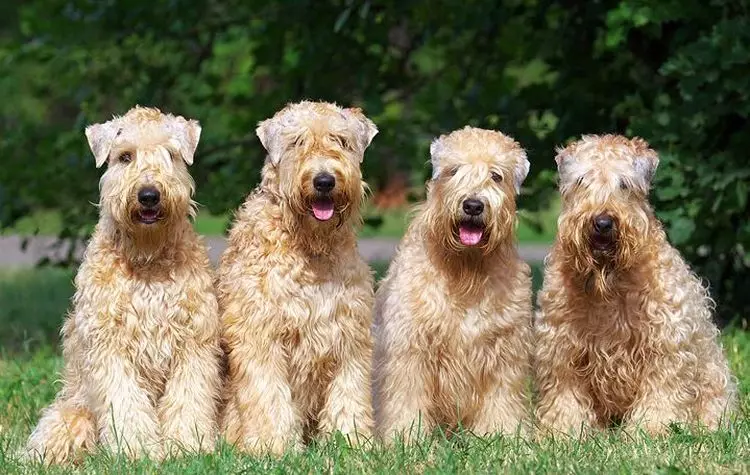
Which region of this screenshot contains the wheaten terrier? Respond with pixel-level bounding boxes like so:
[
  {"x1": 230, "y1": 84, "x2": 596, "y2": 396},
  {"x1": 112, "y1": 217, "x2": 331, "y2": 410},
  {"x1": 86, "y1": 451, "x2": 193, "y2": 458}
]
[
  {"x1": 373, "y1": 127, "x2": 533, "y2": 442},
  {"x1": 535, "y1": 134, "x2": 737, "y2": 436},
  {"x1": 217, "y1": 101, "x2": 378, "y2": 454},
  {"x1": 26, "y1": 107, "x2": 223, "y2": 464}
]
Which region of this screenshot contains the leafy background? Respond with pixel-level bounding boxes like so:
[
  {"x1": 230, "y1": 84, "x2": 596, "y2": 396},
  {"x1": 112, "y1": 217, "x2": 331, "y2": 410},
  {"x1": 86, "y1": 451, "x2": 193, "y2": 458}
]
[{"x1": 0, "y1": 0, "x2": 748, "y2": 324}]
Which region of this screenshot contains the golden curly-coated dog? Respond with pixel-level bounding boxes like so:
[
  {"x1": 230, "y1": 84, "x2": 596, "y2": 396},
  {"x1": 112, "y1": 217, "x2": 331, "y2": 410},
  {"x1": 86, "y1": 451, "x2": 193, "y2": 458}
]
[
  {"x1": 217, "y1": 101, "x2": 378, "y2": 454},
  {"x1": 25, "y1": 107, "x2": 222, "y2": 464},
  {"x1": 535, "y1": 134, "x2": 737, "y2": 436},
  {"x1": 373, "y1": 127, "x2": 533, "y2": 442}
]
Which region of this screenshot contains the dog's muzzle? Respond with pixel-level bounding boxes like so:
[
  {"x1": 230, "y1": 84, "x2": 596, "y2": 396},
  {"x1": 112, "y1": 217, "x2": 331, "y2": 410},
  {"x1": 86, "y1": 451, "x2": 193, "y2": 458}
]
[
  {"x1": 458, "y1": 199, "x2": 486, "y2": 246},
  {"x1": 590, "y1": 213, "x2": 616, "y2": 251},
  {"x1": 135, "y1": 186, "x2": 163, "y2": 225},
  {"x1": 310, "y1": 172, "x2": 336, "y2": 221}
]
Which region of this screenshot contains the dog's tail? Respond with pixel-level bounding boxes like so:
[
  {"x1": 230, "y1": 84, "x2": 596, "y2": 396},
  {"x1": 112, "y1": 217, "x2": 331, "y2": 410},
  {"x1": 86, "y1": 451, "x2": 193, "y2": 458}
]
[{"x1": 25, "y1": 398, "x2": 97, "y2": 465}]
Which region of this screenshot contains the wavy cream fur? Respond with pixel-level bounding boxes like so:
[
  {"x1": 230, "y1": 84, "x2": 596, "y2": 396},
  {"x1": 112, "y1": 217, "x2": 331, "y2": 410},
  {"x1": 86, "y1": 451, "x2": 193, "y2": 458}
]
[
  {"x1": 218, "y1": 101, "x2": 377, "y2": 455},
  {"x1": 374, "y1": 127, "x2": 533, "y2": 442},
  {"x1": 25, "y1": 107, "x2": 222, "y2": 464},
  {"x1": 535, "y1": 134, "x2": 737, "y2": 437}
]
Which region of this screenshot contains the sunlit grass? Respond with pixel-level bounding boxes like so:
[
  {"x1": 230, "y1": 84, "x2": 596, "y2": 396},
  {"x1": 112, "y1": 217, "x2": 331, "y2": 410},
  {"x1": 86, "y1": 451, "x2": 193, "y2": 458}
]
[{"x1": 1, "y1": 266, "x2": 746, "y2": 474}]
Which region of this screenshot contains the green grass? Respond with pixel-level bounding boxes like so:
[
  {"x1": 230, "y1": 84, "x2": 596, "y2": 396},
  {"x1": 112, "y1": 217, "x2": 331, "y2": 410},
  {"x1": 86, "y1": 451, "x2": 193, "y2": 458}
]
[
  {"x1": 4, "y1": 205, "x2": 559, "y2": 243},
  {"x1": 1, "y1": 267, "x2": 747, "y2": 474}
]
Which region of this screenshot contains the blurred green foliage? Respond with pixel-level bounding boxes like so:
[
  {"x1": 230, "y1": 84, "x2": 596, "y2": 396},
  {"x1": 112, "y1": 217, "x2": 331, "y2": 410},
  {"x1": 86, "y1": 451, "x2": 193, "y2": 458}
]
[{"x1": 0, "y1": 0, "x2": 748, "y2": 322}]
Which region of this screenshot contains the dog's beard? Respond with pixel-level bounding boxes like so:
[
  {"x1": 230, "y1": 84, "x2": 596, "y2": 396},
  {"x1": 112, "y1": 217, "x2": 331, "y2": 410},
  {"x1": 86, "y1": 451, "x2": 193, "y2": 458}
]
[{"x1": 559, "y1": 211, "x2": 648, "y2": 296}]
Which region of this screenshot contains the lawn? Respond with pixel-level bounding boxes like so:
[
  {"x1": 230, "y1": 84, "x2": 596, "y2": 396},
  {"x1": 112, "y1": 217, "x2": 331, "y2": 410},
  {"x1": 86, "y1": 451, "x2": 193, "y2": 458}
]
[
  {"x1": 0, "y1": 267, "x2": 747, "y2": 474},
  {"x1": 3, "y1": 204, "x2": 560, "y2": 243}
]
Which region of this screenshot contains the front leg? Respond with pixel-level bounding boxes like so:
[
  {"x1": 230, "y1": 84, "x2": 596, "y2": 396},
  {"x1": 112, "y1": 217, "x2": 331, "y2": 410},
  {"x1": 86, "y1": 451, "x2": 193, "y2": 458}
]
[
  {"x1": 222, "y1": 339, "x2": 302, "y2": 455},
  {"x1": 471, "y1": 364, "x2": 531, "y2": 437},
  {"x1": 534, "y1": 325, "x2": 599, "y2": 437},
  {"x1": 625, "y1": 353, "x2": 691, "y2": 436},
  {"x1": 87, "y1": 350, "x2": 161, "y2": 459},
  {"x1": 159, "y1": 342, "x2": 222, "y2": 455},
  {"x1": 373, "y1": 348, "x2": 434, "y2": 444},
  {"x1": 319, "y1": 338, "x2": 374, "y2": 444}
]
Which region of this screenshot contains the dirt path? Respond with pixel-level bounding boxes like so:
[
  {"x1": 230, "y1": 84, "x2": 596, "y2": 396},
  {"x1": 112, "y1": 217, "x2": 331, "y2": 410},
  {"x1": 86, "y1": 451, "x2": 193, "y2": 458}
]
[{"x1": 0, "y1": 236, "x2": 550, "y2": 267}]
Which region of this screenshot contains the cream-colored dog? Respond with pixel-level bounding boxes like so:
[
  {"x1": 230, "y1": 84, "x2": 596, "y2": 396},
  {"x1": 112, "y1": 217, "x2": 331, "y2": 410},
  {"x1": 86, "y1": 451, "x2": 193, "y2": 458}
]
[
  {"x1": 218, "y1": 101, "x2": 378, "y2": 454},
  {"x1": 25, "y1": 107, "x2": 222, "y2": 464},
  {"x1": 535, "y1": 135, "x2": 737, "y2": 436},
  {"x1": 373, "y1": 127, "x2": 533, "y2": 442}
]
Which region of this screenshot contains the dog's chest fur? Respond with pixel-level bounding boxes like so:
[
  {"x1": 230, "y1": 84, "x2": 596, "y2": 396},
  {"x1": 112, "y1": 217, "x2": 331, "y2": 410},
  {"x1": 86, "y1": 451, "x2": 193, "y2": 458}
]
[
  {"x1": 411, "y1": 285, "x2": 511, "y2": 419},
  {"x1": 266, "y1": 253, "x2": 371, "y2": 413},
  {"x1": 77, "y1": 259, "x2": 196, "y2": 396},
  {"x1": 573, "y1": 300, "x2": 653, "y2": 419}
]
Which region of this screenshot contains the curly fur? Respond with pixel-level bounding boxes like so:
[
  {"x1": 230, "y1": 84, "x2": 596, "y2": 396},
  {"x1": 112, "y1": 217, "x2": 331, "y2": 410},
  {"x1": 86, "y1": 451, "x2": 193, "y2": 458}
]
[
  {"x1": 535, "y1": 134, "x2": 737, "y2": 437},
  {"x1": 25, "y1": 107, "x2": 222, "y2": 464},
  {"x1": 373, "y1": 127, "x2": 533, "y2": 442},
  {"x1": 217, "y1": 101, "x2": 378, "y2": 455}
]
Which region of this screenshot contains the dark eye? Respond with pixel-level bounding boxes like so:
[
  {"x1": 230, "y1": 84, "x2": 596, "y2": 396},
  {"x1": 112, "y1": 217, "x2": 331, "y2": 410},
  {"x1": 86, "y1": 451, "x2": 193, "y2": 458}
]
[
  {"x1": 620, "y1": 180, "x2": 628, "y2": 190},
  {"x1": 332, "y1": 134, "x2": 353, "y2": 151},
  {"x1": 575, "y1": 176, "x2": 585, "y2": 187},
  {"x1": 444, "y1": 167, "x2": 458, "y2": 178},
  {"x1": 491, "y1": 172, "x2": 503, "y2": 183},
  {"x1": 118, "y1": 152, "x2": 132, "y2": 164}
]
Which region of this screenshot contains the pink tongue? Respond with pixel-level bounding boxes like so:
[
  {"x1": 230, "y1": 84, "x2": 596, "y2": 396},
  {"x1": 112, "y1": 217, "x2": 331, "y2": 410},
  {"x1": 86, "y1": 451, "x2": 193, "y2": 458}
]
[
  {"x1": 312, "y1": 201, "x2": 335, "y2": 221},
  {"x1": 459, "y1": 225, "x2": 483, "y2": 246}
]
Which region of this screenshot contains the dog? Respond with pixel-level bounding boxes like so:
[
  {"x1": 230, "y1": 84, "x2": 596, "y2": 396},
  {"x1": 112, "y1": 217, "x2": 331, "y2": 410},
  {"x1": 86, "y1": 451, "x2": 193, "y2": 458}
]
[
  {"x1": 373, "y1": 126, "x2": 533, "y2": 442},
  {"x1": 535, "y1": 134, "x2": 737, "y2": 436},
  {"x1": 25, "y1": 106, "x2": 222, "y2": 463},
  {"x1": 217, "y1": 101, "x2": 378, "y2": 454}
]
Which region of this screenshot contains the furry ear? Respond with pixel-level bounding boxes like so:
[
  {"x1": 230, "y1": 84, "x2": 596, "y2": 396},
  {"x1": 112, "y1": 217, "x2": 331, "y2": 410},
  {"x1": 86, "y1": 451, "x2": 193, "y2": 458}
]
[
  {"x1": 344, "y1": 107, "x2": 378, "y2": 158},
  {"x1": 513, "y1": 152, "x2": 531, "y2": 194},
  {"x1": 256, "y1": 117, "x2": 282, "y2": 166},
  {"x1": 429, "y1": 135, "x2": 447, "y2": 179},
  {"x1": 85, "y1": 120, "x2": 121, "y2": 168},
  {"x1": 167, "y1": 116, "x2": 201, "y2": 166},
  {"x1": 554, "y1": 146, "x2": 570, "y2": 169},
  {"x1": 631, "y1": 138, "x2": 659, "y2": 186}
]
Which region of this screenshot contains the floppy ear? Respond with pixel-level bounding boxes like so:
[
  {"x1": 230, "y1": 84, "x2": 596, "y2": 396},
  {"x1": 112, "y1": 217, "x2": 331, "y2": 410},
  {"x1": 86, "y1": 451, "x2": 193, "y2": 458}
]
[
  {"x1": 85, "y1": 120, "x2": 121, "y2": 168},
  {"x1": 344, "y1": 107, "x2": 378, "y2": 159},
  {"x1": 554, "y1": 146, "x2": 570, "y2": 169},
  {"x1": 167, "y1": 116, "x2": 201, "y2": 165},
  {"x1": 429, "y1": 135, "x2": 447, "y2": 179},
  {"x1": 256, "y1": 117, "x2": 282, "y2": 166},
  {"x1": 631, "y1": 138, "x2": 659, "y2": 186},
  {"x1": 513, "y1": 151, "x2": 531, "y2": 194}
]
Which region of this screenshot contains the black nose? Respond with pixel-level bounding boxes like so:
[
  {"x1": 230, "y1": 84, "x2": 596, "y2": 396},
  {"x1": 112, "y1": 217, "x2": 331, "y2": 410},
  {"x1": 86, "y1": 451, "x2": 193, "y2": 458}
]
[
  {"x1": 137, "y1": 187, "x2": 161, "y2": 207},
  {"x1": 462, "y1": 199, "x2": 484, "y2": 216},
  {"x1": 313, "y1": 173, "x2": 336, "y2": 193},
  {"x1": 593, "y1": 214, "x2": 614, "y2": 234}
]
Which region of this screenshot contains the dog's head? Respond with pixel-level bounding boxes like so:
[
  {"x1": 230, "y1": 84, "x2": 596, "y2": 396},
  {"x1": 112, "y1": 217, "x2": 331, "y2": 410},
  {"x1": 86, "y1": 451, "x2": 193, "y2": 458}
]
[
  {"x1": 86, "y1": 106, "x2": 199, "y2": 234},
  {"x1": 555, "y1": 134, "x2": 659, "y2": 274},
  {"x1": 424, "y1": 127, "x2": 529, "y2": 255},
  {"x1": 256, "y1": 101, "x2": 377, "y2": 226}
]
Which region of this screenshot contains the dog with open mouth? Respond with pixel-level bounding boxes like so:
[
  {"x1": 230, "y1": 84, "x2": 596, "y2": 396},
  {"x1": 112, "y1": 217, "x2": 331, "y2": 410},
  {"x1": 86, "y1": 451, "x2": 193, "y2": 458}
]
[
  {"x1": 217, "y1": 101, "x2": 378, "y2": 455},
  {"x1": 26, "y1": 106, "x2": 222, "y2": 464},
  {"x1": 535, "y1": 135, "x2": 737, "y2": 437},
  {"x1": 373, "y1": 126, "x2": 533, "y2": 442}
]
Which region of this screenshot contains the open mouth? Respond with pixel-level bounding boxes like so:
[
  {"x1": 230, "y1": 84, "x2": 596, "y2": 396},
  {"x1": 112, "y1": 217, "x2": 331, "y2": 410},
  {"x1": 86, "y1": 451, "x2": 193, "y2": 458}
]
[
  {"x1": 311, "y1": 198, "x2": 335, "y2": 221},
  {"x1": 458, "y1": 221, "x2": 485, "y2": 246},
  {"x1": 136, "y1": 208, "x2": 162, "y2": 225},
  {"x1": 590, "y1": 233, "x2": 615, "y2": 251}
]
